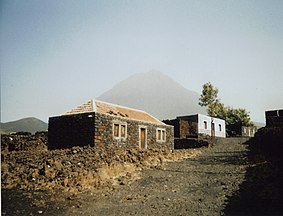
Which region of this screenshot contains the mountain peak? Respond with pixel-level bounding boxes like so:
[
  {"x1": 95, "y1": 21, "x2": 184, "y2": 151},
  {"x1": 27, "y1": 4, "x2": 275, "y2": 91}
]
[
  {"x1": 124, "y1": 70, "x2": 170, "y2": 81},
  {"x1": 144, "y1": 69, "x2": 169, "y2": 78},
  {"x1": 98, "y1": 71, "x2": 206, "y2": 119},
  {"x1": 1, "y1": 117, "x2": 47, "y2": 134},
  {"x1": 147, "y1": 69, "x2": 163, "y2": 74}
]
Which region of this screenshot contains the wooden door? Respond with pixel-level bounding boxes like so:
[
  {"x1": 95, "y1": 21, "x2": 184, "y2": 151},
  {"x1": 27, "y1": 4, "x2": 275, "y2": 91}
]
[
  {"x1": 211, "y1": 122, "x2": 215, "y2": 137},
  {"x1": 140, "y1": 128, "x2": 146, "y2": 149}
]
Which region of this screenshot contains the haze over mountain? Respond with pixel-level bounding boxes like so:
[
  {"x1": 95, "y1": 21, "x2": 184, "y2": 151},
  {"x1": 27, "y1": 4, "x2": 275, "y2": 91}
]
[
  {"x1": 0, "y1": 117, "x2": 48, "y2": 134},
  {"x1": 98, "y1": 70, "x2": 206, "y2": 120}
]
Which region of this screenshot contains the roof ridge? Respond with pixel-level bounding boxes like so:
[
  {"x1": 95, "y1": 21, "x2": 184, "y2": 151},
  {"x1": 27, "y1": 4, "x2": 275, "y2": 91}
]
[
  {"x1": 62, "y1": 99, "x2": 165, "y2": 125},
  {"x1": 94, "y1": 99, "x2": 150, "y2": 114},
  {"x1": 91, "y1": 99, "x2": 97, "y2": 112},
  {"x1": 63, "y1": 100, "x2": 94, "y2": 115},
  {"x1": 94, "y1": 99, "x2": 165, "y2": 125}
]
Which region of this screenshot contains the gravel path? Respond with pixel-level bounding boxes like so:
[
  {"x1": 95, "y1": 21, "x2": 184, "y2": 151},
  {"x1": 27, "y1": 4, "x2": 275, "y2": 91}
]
[{"x1": 66, "y1": 137, "x2": 250, "y2": 216}]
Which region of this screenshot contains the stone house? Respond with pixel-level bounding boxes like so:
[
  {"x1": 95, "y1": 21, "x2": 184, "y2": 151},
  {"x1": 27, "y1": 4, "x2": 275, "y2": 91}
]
[
  {"x1": 48, "y1": 100, "x2": 174, "y2": 150},
  {"x1": 164, "y1": 114, "x2": 226, "y2": 138}
]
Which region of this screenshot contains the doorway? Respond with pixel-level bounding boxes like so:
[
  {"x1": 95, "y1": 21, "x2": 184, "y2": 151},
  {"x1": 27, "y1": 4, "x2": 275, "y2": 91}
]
[
  {"x1": 140, "y1": 127, "x2": 147, "y2": 149},
  {"x1": 211, "y1": 122, "x2": 215, "y2": 137}
]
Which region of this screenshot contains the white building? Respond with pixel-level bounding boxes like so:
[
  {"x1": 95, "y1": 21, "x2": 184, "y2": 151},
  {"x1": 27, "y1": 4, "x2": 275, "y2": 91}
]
[{"x1": 177, "y1": 114, "x2": 226, "y2": 138}]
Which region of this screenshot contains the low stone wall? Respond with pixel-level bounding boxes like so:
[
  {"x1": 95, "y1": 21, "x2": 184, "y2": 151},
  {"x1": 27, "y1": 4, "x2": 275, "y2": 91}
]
[
  {"x1": 174, "y1": 138, "x2": 209, "y2": 149},
  {"x1": 1, "y1": 132, "x2": 48, "y2": 153},
  {"x1": 248, "y1": 126, "x2": 283, "y2": 159},
  {"x1": 1, "y1": 145, "x2": 200, "y2": 193}
]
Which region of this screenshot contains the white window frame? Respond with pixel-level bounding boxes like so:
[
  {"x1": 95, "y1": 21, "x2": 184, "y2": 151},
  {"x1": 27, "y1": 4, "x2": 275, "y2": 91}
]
[
  {"x1": 156, "y1": 128, "x2": 166, "y2": 142},
  {"x1": 112, "y1": 122, "x2": 127, "y2": 141}
]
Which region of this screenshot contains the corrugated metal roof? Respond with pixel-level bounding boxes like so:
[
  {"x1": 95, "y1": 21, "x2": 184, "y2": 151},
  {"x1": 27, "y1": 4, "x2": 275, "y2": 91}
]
[{"x1": 63, "y1": 99, "x2": 165, "y2": 125}]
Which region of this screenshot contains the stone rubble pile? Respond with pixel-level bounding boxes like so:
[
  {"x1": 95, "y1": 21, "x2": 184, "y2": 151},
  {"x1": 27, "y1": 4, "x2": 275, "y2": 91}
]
[
  {"x1": 1, "y1": 144, "x2": 201, "y2": 193},
  {"x1": 1, "y1": 132, "x2": 48, "y2": 152}
]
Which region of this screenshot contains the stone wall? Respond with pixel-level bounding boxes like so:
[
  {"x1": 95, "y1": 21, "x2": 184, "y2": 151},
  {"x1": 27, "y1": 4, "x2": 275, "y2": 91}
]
[
  {"x1": 266, "y1": 110, "x2": 283, "y2": 127},
  {"x1": 174, "y1": 138, "x2": 209, "y2": 149},
  {"x1": 95, "y1": 113, "x2": 174, "y2": 150},
  {"x1": 1, "y1": 132, "x2": 48, "y2": 152},
  {"x1": 1, "y1": 143, "x2": 197, "y2": 193},
  {"x1": 48, "y1": 113, "x2": 95, "y2": 150},
  {"x1": 163, "y1": 119, "x2": 198, "y2": 138},
  {"x1": 180, "y1": 120, "x2": 198, "y2": 138},
  {"x1": 163, "y1": 119, "x2": 180, "y2": 137},
  {"x1": 226, "y1": 123, "x2": 242, "y2": 136}
]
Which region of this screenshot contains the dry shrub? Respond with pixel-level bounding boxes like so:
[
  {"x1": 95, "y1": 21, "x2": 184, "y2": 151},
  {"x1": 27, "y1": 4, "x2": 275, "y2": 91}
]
[
  {"x1": 75, "y1": 172, "x2": 98, "y2": 189},
  {"x1": 98, "y1": 163, "x2": 138, "y2": 183},
  {"x1": 53, "y1": 160, "x2": 63, "y2": 169}
]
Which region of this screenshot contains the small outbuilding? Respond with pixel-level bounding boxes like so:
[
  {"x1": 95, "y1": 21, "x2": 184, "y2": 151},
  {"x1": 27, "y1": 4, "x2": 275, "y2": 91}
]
[
  {"x1": 48, "y1": 99, "x2": 174, "y2": 150},
  {"x1": 241, "y1": 126, "x2": 258, "y2": 137},
  {"x1": 164, "y1": 114, "x2": 226, "y2": 138},
  {"x1": 226, "y1": 123, "x2": 257, "y2": 137}
]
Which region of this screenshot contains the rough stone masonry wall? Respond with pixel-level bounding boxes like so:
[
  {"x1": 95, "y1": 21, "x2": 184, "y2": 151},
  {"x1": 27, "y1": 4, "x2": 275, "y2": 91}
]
[
  {"x1": 266, "y1": 110, "x2": 283, "y2": 127},
  {"x1": 163, "y1": 119, "x2": 180, "y2": 137},
  {"x1": 1, "y1": 132, "x2": 48, "y2": 153},
  {"x1": 95, "y1": 113, "x2": 174, "y2": 150},
  {"x1": 179, "y1": 120, "x2": 198, "y2": 138},
  {"x1": 48, "y1": 113, "x2": 95, "y2": 150},
  {"x1": 179, "y1": 120, "x2": 189, "y2": 138},
  {"x1": 163, "y1": 119, "x2": 198, "y2": 139}
]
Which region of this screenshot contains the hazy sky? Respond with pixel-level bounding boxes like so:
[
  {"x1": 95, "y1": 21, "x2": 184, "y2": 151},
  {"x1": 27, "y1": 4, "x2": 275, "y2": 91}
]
[{"x1": 1, "y1": 0, "x2": 283, "y2": 123}]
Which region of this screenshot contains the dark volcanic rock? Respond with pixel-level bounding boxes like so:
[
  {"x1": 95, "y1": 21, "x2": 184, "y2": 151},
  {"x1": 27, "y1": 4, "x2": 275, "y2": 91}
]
[{"x1": 1, "y1": 132, "x2": 48, "y2": 152}]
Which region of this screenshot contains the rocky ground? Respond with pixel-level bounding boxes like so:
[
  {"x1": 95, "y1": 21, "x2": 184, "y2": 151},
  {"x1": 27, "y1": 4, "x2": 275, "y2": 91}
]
[
  {"x1": 2, "y1": 137, "x2": 283, "y2": 215},
  {"x1": 64, "y1": 137, "x2": 250, "y2": 216}
]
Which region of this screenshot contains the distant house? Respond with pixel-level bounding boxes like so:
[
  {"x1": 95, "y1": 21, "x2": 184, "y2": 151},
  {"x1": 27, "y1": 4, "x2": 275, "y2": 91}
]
[
  {"x1": 164, "y1": 114, "x2": 226, "y2": 138},
  {"x1": 226, "y1": 123, "x2": 257, "y2": 137},
  {"x1": 48, "y1": 100, "x2": 174, "y2": 150},
  {"x1": 241, "y1": 126, "x2": 257, "y2": 137}
]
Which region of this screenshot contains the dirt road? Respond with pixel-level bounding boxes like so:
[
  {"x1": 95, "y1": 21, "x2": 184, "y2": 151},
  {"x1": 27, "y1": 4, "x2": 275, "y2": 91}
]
[{"x1": 65, "y1": 137, "x2": 249, "y2": 216}]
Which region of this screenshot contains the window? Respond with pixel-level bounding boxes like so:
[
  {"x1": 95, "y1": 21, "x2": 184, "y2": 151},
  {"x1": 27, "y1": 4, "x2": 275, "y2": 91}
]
[
  {"x1": 157, "y1": 130, "x2": 161, "y2": 140},
  {"x1": 157, "y1": 128, "x2": 166, "y2": 142},
  {"x1": 121, "y1": 125, "x2": 126, "y2": 138},
  {"x1": 162, "y1": 130, "x2": 165, "y2": 141},
  {"x1": 219, "y1": 124, "x2": 222, "y2": 132},
  {"x1": 204, "y1": 121, "x2": 207, "y2": 129},
  {"x1": 113, "y1": 123, "x2": 127, "y2": 140},
  {"x1": 114, "y1": 124, "x2": 119, "y2": 137}
]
